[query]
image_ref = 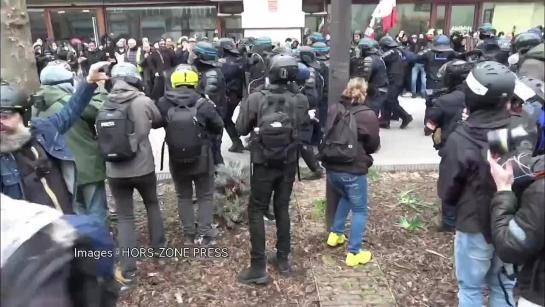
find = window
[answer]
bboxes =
[28,9,47,41]
[305,15,324,33]
[106,6,217,43]
[50,9,98,41]
[351,4,375,32]
[450,5,475,34]
[436,5,446,34]
[389,4,431,36]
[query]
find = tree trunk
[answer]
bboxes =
[1,0,39,95]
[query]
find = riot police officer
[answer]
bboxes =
[416,35,457,127]
[246,37,273,95]
[306,32,325,46]
[312,42,330,130]
[189,41,227,165]
[236,54,309,284]
[476,23,509,64]
[353,38,388,115]
[427,60,473,231]
[508,31,542,72]
[296,47,323,180]
[379,36,413,129]
[218,38,246,153]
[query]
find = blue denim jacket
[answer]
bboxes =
[0,82,97,203]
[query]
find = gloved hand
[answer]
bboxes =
[308,109,318,121]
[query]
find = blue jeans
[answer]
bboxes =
[327,171,369,253]
[76,182,108,227]
[455,231,515,307]
[411,63,426,96]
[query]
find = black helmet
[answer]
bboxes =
[438,60,474,89]
[268,54,298,84]
[464,61,516,111]
[358,38,379,55]
[0,80,30,113]
[432,35,453,52]
[218,37,239,55]
[478,23,496,39]
[514,32,542,53]
[379,36,398,49]
[192,41,218,65]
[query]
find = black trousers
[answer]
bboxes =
[248,163,296,267]
[224,94,242,145]
[382,84,410,121]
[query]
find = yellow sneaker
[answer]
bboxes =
[346,250,372,267]
[326,232,347,247]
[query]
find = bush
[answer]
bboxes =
[214,161,251,228]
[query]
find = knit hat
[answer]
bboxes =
[40,64,74,86]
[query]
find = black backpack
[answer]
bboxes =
[256,90,299,168]
[95,101,136,162]
[318,103,360,164]
[164,98,207,164]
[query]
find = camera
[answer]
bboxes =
[487,125,534,156]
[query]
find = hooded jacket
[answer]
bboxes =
[490,156,544,306]
[105,80,161,178]
[34,84,106,186]
[156,87,224,175]
[322,96,380,175]
[438,108,513,242]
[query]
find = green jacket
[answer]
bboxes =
[34,84,106,185]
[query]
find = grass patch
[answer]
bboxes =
[311,198,326,220]
[397,215,425,232]
[398,189,434,212]
[367,168,380,182]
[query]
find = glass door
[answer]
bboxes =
[50,8,98,41]
[449,5,476,34]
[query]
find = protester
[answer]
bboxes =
[34,64,109,226]
[322,78,380,267]
[157,65,224,245]
[97,63,166,289]
[236,54,309,284]
[438,61,517,306]
[125,38,139,66]
[114,39,127,65]
[175,36,190,65]
[1,61,109,212]
[81,41,107,76]
[137,42,154,96]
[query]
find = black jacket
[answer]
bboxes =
[220,54,245,100]
[427,86,466,152]
[174,48,189,66]
[438,108,512,242]
[81,50,106,74]
[236,84,309,165]
[156,87,224,175]
[196,63,227,113]
[381,48,405,88]
[491,156,544,306]
[416,49,456,90]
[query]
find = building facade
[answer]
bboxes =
[27,0,544,43]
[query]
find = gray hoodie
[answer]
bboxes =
[105,80,161,178]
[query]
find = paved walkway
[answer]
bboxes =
[150,95,439,179]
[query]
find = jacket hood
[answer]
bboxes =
[108,80,142,104]
[38,85,72,109]
[164,87,202,107]
[466,108,511,130]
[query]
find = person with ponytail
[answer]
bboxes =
[322,78,381,267]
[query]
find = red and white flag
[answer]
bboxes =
[370,0,398,34]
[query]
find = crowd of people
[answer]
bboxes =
[1,20,544,307]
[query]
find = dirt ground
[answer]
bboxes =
[117,170,457,307]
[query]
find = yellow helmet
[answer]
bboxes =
[171,65,199,88]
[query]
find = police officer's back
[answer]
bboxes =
[355,38,388,115]
[417,35,456,92]
[246,37,273,94]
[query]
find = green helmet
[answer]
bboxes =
[358,38,379,55]
[514,32,542,53]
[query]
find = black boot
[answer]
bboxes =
[238,265,271,285]
[228,140,245,153]
[400,115,413,129]
[268,253,293,276]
